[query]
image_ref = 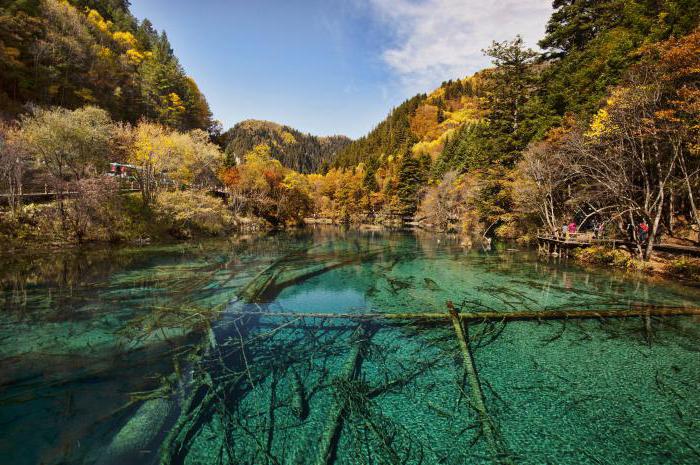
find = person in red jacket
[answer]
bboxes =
[639,220,649,243]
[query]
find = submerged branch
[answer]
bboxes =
[448,303,513,465]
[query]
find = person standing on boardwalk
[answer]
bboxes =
[639,220,649,243]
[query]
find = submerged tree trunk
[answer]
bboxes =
[448,305,511,464]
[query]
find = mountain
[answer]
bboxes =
[0,0,213,131]
[222,119,351,173]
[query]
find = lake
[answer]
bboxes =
[1,227,698,465]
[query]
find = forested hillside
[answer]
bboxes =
[0,0,214,131]
[323,0,700,261]
[222,120,350,173]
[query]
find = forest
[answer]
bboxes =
[1,0,700,275]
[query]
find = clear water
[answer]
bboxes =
[0,227,698,465]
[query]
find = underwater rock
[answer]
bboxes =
[423,277,441,291]
[387,276,413,294]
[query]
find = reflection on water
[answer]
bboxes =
[0,227,698,465]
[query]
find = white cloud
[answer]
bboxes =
[369,0,552,92]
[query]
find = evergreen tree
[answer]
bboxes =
[395,153,423,217]
[539,0,620,56]
[482,36,539,165]
[363,157,379,192]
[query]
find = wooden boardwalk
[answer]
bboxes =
[537,234,700,257]
[0,189,140,205]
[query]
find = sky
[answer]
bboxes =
[130,0,553,138]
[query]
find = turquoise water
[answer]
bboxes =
[0,227,698,464]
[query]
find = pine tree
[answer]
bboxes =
[363,157,379,192]
[482,35,539,165]
[395,153,423,217]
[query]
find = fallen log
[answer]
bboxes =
[229,306,700,322]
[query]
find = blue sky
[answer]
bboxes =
[130,0,552,138]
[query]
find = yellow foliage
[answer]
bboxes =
[130,122,175,172]
[74,87,96,103]
[125,48,151,64]
[129,122,224,189]
[281,131,297,145]
[412,138,445,158]
[3,46,21,61]
[442,106,480,126]
[168,93,186,112]
[86,8,112,33]
[92,45,113,61]
[409,104,441,141]
[113,31,138,49]
[587,108,610,137]
[282,171,310,195]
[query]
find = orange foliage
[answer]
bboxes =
[409,104,441,141]
[263,169,283,188]
[220,167,240,187]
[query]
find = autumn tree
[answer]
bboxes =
[20,105,114,184]
[0,0,213,130]
[655,28,700,240]
[167,129,224,188]
[416,171,462,231]
[571,80,682,259]
[220,144,311,226]
[127,121,224,207]
[128,121,174,206]
[61,176,122,243]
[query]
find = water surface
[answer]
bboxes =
[1,228,698,464]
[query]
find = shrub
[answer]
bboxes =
[666,257,700,280]
[626,258,653,274]
[573,246,631,267]
[154,190,235,238]
[0,204,42,236]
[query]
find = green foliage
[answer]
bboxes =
[538,0,700,119]
[362,157,379,192]
[395,153,428,217]
[481,36,540,165]
[433,124,488,178]
[333,94,425,168]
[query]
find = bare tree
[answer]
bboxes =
[61,177,121,243]
[514,136,582,235]
[570,75,680,259]
[416,171,462,231]
[0,122,30,214]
